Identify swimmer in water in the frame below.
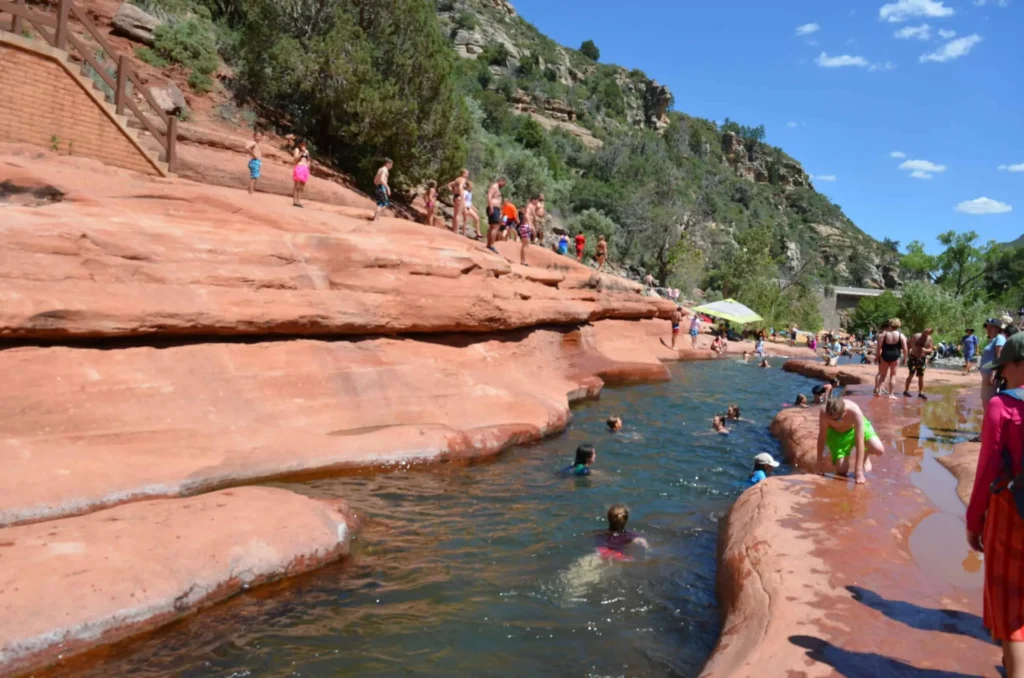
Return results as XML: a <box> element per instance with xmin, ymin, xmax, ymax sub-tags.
<box><xmin>759</xmin><ymin>359</ymin><xmax>770</xmax><ymax>369</ymax></box>
<box><xmin>595</xmin><ymin>504</ymin><xmax>649</xmax><ymax>561</ymax></box>
<box><xmin>794</xmin><ymin>394</ymin><xmax>809</xmax><ymax>408</ymax></box>
<box><xmin>561</xmin><ymin>444</ymin><xmax>596</xmax><ymax>477</ymax></box>
<box><xmin>710</xmin><ymin>415</ymin><xmax>730</xmax><ymax>435</ymax></box>
<box><xmin>812</xmin><ymin>378</ymin><xmax>841</xmax><ymax>404</ymax></box>
<box><xmin>741</xmin><ymin>351</ymin><xmax>751</xmax><ymax>363</ymax></box>
<box><xmin>748</xmin><ymin>452</ymin><xmax>780</xmax><ymax>486</ymax></box>
<box><xmin>607</xmin><ymin>416</ymin><xmax>623</xmax><ymax>431</ymax></box>
<box><xmin>726</xmin><ymin>404</ymin><xmax>752</xmax><ymax>423</ymax></box>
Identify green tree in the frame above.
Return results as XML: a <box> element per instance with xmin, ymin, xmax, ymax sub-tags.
<box><xmin>567</xmin><ymin>209</ymin><xmax>618</xmax><ymax>257</ymax></box>
<box><xmin>900</xmin><ymin>240</ymin><xmax>937</xmax><ymax>283</ymax></box>
<box><xmin>579</xmin><ymin>39</ymin><xmax>600</xmax><ymax>61</ymax></box>
<box><xmin>849</xmin><ymin>291</ymin><xmax>902</xmax><ymax>335</ymax></box>
<box><xmin>934</xmin><ymin>230</ymin><xmax>990</xmax><ymax>300</ymax></box>
<box><xmin>236</xmin><ymin>0</ymin><xmax>470</xmax><ymax>193</ymax></box>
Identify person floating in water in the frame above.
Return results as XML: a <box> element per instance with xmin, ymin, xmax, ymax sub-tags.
<box><xmin>741</xmin><ymin>351</ymin><xmax>751</xmax><ymax>363</ymax></box>
<box><xmin>595</xmin><ymin>504</ymin><xmax>649</xmax><ymax>561</ymax></box>
<box><xmin>793</xmin><ymin>394</ymin><xmax>809</xmax><ymax>408</ymax></box>
<box><xmin>711</xmin><ymin>415</ymin><xmax>730</xmax><ymax>435</ymax></box>
<box><xmin>817</xmin><ymin>395</ymin><xmax>884</xmax><ymax>485</ymax></box>
<box><xmin>726</xmin><ymin>405</ymin><xmax>751</xmax><ymax>423</ymax></box>
<box><xmin>759</xmin><ymin>359</ymin><xmax>770</xmax><ymax>369</ymax></box>
<box><xmin>607</xmin><ymin>416</ymin><xmax>623</xmax><ymax>432</ymax></box>
<box><xmin>748</xmin><ymin>452</ymin><xmax>780</xmax><ymax>485</ymax></box>
<box><xmin>561</xmin><ymin>444</ymin><xmax>597</xmax><ymax>477</ymax></box>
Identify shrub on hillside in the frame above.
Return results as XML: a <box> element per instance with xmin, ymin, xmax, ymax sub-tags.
<box><xmin>236</xmin><ymin>0</ymin><xmax>470</xmax><ymax>193</ymax></box>
<box><xmin>151</xmin><ymin>17</ymin><xmax>218</xmax><ymax>92</ymax></box>
<box><xmin>579</xmin><ymin>39</ymin><xmax>600</xmax><ymax>61</ymax></box>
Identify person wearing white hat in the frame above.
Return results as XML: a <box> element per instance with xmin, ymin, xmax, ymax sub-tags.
<box><xmin>748</xmin><ymin>453</ymin><xmax>780</xmax><ymax>486</ymax></box>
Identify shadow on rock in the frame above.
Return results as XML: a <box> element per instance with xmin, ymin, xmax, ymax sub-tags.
<box><xmin>790</xmin><ymin>635</ymin><xmax>986</xmax><ymax>677</ymax></box>
<box><xmin>847</xmin><ymin>586</ymin><xmax>991</xmax><ymax>642</ymax></box>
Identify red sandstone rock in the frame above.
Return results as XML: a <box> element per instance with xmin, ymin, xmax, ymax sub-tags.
<box><xmin>706</xmin><ymin>392</ymin><xmax>997</xmax><ymax>677</ymax></box>
<box><xmin>0</xmin><ymin>487</ymin><xmax>353</xmax><ymax>676</ymax></box>
<box><xmin>0</xmin><ymin>321</ymin><xmax>670</xmax><ymax>527</ymax></box>
<box><xmin>937</xmin><ymin>442</ymin><xmax>980</xmax><ymax>506</ymax></box>
<box><xmin>783</xmin><ymin>359</ymin><xmax>980</xmax><ymax>389</ymax></box>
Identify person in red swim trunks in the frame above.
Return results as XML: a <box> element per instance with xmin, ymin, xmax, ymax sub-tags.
<box><xmin>595</xmin><ymin>504</ymin><xmax>649</xmax><ymax>561</ymax></box>
<box><xmin>575</xmin><ymin>232</ymin><xmax>586</xmax><ymax>262</ymax></box>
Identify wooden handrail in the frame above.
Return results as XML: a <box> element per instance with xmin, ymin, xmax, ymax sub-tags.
<box><xmin>0</xmin><ymin>0</ymin><xmax>58</xmax><ymax>30</ymax></box>
<box><xmin>67</xmin><ymin>31</ymin><xmax>116</xmax><ymax>92</ymax></box>
<box><xmin>0</xmin><ymin>0</ymin><xmax>177</xmax><ymax>172</ymax></box>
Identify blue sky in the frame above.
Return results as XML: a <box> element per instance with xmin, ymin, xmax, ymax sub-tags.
<box><xmin>510</xmin><ymin>0</ymin><xmax>1023</xmax><ymax>253</ymax></box>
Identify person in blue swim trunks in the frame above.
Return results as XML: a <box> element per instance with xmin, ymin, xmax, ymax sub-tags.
<box><xmin>372</xmin><ymin>158</ymin><xmax>394</xmax><ymax>222</ymax></box>
<box><xmin>246</xmin><ymin>130</ymin><xmax>263</xmax><ymax>195</ymax></box>
<box><xmin>561</xmin><ymin>444</ymin><xmax>597</xmax><ymax>476</ymax></box>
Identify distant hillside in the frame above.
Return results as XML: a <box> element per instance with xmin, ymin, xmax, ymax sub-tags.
<box><xmin>435</xmin><ymin>0</ymin><xmax>898</xmax><ymax>290</ymax></box>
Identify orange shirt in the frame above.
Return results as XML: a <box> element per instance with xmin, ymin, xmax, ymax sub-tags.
<box><xmin>501</xmin><ymin>203</ymin><xmax>519</xmax><ymax>222</ymax></box>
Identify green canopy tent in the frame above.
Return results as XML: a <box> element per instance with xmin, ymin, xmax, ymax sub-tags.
<box><xmin>691</xmin><ymin>299</ymin><xmax>764</xmax><ymax>325</ymax></box>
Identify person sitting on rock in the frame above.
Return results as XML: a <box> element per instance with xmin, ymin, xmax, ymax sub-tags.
<box><xmin>710</xmin><ymin>335</ymin><xmax>725</xmax><ymax>355</ymax></box>
<box><xmin>594</xmin><ymin>504</ymin><xmax>648</xmax><ymax>561</ymax></box>
<box><xmin>561</xmin><ymin>444</ymin><xmax>597</xmax><ymax>477</ymax></box>
<box><xmin>748</xmin><ymin>452</ymin><xmax>780</xmax><ymax>486</ymax></box>
<box><xmin>606</xmin><ymin>416</ymin><xmax>623</xmax><ymax>432</ymax></box>
<box><xmin>817</xmin><ymin>395</ymin><xmax>885</xmax><ymax>485</ymax></box>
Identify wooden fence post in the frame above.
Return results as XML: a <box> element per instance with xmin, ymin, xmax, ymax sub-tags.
<box><xmin>115</xmin><ymin>54</ymin><xmax>129</xmax><ymax>115</ymax></box>
<box><xmin>11</xmin><ymin>0</ymin><xmax>25</xmax><ymax>35</ymax></box>
<box><xmin>166</xmin><ymin>116</ymin><xmax>177</xmax><ymax>173</ymax></box>
<box><xmin>54</xmin><ymin>0</ymin><xmax>70</xmax><ymax>50</ymax></box>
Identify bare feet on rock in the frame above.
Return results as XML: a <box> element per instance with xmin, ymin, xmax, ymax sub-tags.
<box><xmin>855</xmin><ymin>471</ymin><xmax>867</xmax><ymax>484</ymax></box>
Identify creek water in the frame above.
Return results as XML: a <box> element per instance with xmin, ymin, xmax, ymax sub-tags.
<box><xmin>54</xmin><ymin>362</ymin><xmax>821</xmax><ymax>678</ymax></box>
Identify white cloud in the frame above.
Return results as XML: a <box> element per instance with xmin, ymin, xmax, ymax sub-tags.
<box><xmin>869</xmin><ymin>61</ymin><xmax>897</xmax><ymax>71</ymax></box>
<box><xmin>895</xmin><ymin>23</ymin><xmax>932</xmax><ymax>39</ymax></box>
<box><xmin>910</xmin><ymin>170</ymin><xmax>933</xmax><ymax>179</ymax></box>
<box><xmin>938</xmin><ymin>29</ymin><xmax>957</xmax><ymax>38</ymax></box>
<box><xmin>900</xmin><ymin>159</ymin><xmax>948</xmax><ymax>174</ymax></box>
<box><xmin>890</xmin><ymin>151</ymin><xmax>907</xmax><ymax>158</ymax></box>
<box><xmin>955</xmin><ymin>197</ymin><xmax>1012</xmax><ymax>215</ymax></box>
<box><xmin>998</xmin><ymin>163</ymin><xmax>1024</xmax><ymax>172</ymax></box>
<box><xmin>817</xmin><ymin>52</ymin><xmax>870</xmax><ymax>68</ymax></box>
<box><xmin>880</xmin><ymin>0</ymin><xmax>955</xmax><ymax>22</ymax></box>
<box><xmin>813</xmin><ymin>175</ymin><xmax>838</xmax><ymax>182</ymax></box>
<box><xmin>796</xmin><ymin>23</ymin><xmax>821</xmax><ymax>36</ymax></box>
<box><xmin>920</xmin><ymin>34</ymin><xmax>982</xmax><ymax>62</ymax></box>
<box><xmin>786</xmin><ymin>121</ymin><xmax>798</xmax><ymax>128</ymax></box>
<box><xmin>973</xmin><ymin>0</ymin><xmax>1009</xmax><ymax>6</ymax></box>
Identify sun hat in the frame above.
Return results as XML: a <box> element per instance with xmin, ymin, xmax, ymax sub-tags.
<box><xmin>1002</xmin><ymin>314</ymin><xmax>1016</xmax><ymax>327</ymax></box>
<box><xmin>984</xmin><ymin>331</ymin><xmax>1024</xmax><ymax>371</ymax></box>
<box><xmin>985</xmin><ymin>318</ymin><xmax>1005</xmax><ymax>329</ymax></box>
<box><xmin>754</xmin><ymin>452</ymin><xmax>780</xmax><ymax>468</ymax></box>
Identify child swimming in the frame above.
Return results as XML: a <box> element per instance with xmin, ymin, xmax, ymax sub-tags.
<box><xmin>748</xmin><ymin>452</ymin><xmax>780</xmax><ymax>485</ymax></box>
<box><xmin>812</xmin><ymin>378</ymin><xmax>841</xmax><ymax>404</ymax></box>
<box><xmin>794</xmin><ymin>394</ymin><xmax>808</xmax><ymax>408</ymax></box>
<box><xmin>606</xmin><ymin>416</ymin><xmax>623</xmax><ymax>431</ymax></box>
<box><xmin>759</xmin><ymin>359</ymin><xmax>771</xmax><ymax>369</ymax></box>
<box><xmin>595</xmin><ymin>504</ymin><xmax>649</xmax><ymax>561</ymax></box>
<box><xmin>711</xmin><ymin>415</ymin><xmax>730</xmax><ymax>435</ymax></box>
<box><xmin>561</xmin><ymin>444</ymin><xmax>597</xmax><ymax>477</ymax></box>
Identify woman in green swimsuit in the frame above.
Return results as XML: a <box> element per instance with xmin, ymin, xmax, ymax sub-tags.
<box><xmin>816</xmin><ymin>396</ymin><xmax>885</xmax><ymax>484</ymax></box>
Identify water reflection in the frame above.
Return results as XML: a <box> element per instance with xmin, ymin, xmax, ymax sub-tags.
<box><xmin>46</xmin><ymin>362</ymin><xmax>819</xmax><ymax>678</ymax></box>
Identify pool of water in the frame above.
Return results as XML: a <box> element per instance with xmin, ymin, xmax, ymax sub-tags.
<box><xmin>56</xmin><ymin>362</ymin><xmax>819</xmax><ymax>678</ymax></box>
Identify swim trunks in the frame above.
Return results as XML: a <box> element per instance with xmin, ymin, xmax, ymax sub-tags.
<box><xmin>375</xmin><ymin>184</ymin><xmax>389</xmax><ymax>208</ymax></box>
<box><xmin>488</xmin><ymin>206</ymin><xmax>501</xmax><ymax>225</ymax></box>
<box><xmin>248</xmin><ymin>158</ymin><xmax>261</xmax><ymax>179</ymax></box>
<box><xmin>907</xmin><ymin>355</ymin><xmax>926</xmax><ymax>377</ymax></box>
<box><xmin>518</xmin><ymin>223</ymin><xmax>532</xmax><ymax>241</ymax></box>
<box><xmin>690</xmin><ymin>329</ymin><xmax>699</xmax><ymax>337</ymax></box>
<box><xmin>826</xmin><ymin>419</ymin><xmax>878</xmax><ymax>464</ymax></box>
<box><xmin>672</xmin><ymin>324</ymin><xmax>680</xmax><ymax>333</ymax></box>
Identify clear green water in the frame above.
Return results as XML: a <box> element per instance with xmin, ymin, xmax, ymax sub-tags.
<box><xmin>61</xmin><ymin>362</ymin><xmax>817</xmax><ymax>678</ymax></box>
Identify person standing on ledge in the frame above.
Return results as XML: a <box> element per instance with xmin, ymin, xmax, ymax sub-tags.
<box><xmin>962</xmin><ymin>327</ymin><xmax>980</xmax><ymax>374</ymax></box>
<box><xmin>966</xmin><ymin>332</ymin><xmax>1024</xmax><ymax>677</ymax></box>
<box><xmin>246</xmin><ymin>129</ymin><xmax>262</xmax><ymax>195</ymax></box>
<box><xmin>596</xmin><ymin>235</ymin><xmax>608</xmax><ymax>272</ymax></box>
<box><xmin>874</xmin><ymin>319</ymin><xmax>906</xmax><ymax>399</ymax></box>
<box><xmin>447</xmin><ymin>169</ymin><xmax>470</xmax><ymax>236</ymax></box>
<box><xmin>518</xmin><ymin>196</ymin><xmax>538</xmax><ymax>265</ymax></box>
<box><xmin>292</xmin><ymin>138</ymin><xmax>311</xmax><ymax>208</ymax></box>
<box><xmin>982</xmin><ymin>318</ymin><xmax>1008</xmax><ymax>412</ymax></box>
<box><xmin>371</xmin><ymin>158</ymin><xmax>393</xmax><ymax>222</ymax></box>
<box><xmin>817</xmin><ymin>395</ymin><xmax>884</xmax><ymax>485</ymax></box>
<box><xmin>670</xmin><ymin>307</ymin><xmax>684</xmax><ymax>348</ymax></box>
<box><xmin>485</xmin><ymin>178</ymin><xmax>507</xmax><ymax>252</ymax></box>
<box><xmin>689</xmin><ymin>312</ymin><xmax>701</xmax><ymax>349</ymax></box>
<box><xmin>575</xmin><ymin>231</ymin><xmax>587</xmax><ymax>263</ymax></box>
<box><xmin>903</xmin><ymin>328</ymin><xmax>934</xmax><ymax>399</ymax></box>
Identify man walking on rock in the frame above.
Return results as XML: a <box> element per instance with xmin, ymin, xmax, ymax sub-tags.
<box><xmin>671</xmin><ymin>307</ymin><xmax>684</xmax><ymax>348</ymax></box>
<box><xmin>371</xmin><ymin>158</ymin><xmax>393</xmax><ymax>222</ymax></box>
<box><xmin>903</xmin><ymin>328</ymin><xmax>934</xmax><ymax>399</ymax></box>
<box><xmin>486</xmin><ymin>178</ymin><xmax>506</xmax><ymax>252</ymax></box>
<box><xmin>575</xmin><ymin>231</ymin><xmax>586</xmax><ymax>262</ymax></box>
